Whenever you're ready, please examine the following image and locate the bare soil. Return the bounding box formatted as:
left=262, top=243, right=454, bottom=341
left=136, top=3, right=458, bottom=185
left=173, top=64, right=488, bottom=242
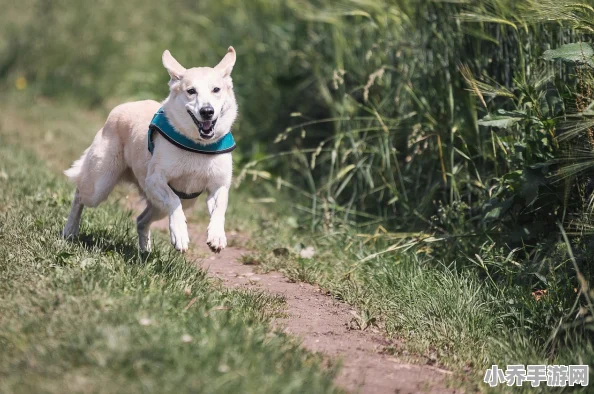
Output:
left=129, top=196, right=461, bottom=394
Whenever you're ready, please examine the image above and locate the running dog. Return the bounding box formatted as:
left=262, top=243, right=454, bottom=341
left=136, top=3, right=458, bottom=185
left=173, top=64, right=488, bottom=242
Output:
left=63, top=47, right=238, bottom=253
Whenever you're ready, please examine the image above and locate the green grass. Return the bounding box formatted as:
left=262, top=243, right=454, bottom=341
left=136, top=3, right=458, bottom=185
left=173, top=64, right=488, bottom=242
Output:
left=2, top=91, right=591, bottom=392
left=0, top=108, right=340, bottom=393
left=3, top=0, right=594, bottom=392
left=231, top=209, right=594, bottom=392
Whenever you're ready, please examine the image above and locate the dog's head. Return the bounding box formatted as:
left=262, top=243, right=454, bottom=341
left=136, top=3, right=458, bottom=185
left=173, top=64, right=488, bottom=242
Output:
left=161, top=47, right=238, bottom=143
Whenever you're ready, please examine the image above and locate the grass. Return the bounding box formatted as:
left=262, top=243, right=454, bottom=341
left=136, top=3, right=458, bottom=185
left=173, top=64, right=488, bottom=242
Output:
left=0, top=96, right=340, bottom=393
left=231, top=207, right=594, bottom=392
left=3, top=90, right=591, bottom=391
left=3, top=0, right=594, bottom=387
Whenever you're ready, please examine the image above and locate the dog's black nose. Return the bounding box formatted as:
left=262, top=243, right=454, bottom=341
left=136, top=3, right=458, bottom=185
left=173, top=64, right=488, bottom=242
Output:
left=199, top=105, right=215, bottom=119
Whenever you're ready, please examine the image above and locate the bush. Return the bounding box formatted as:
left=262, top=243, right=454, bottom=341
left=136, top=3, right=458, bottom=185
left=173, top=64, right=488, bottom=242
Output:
left=2, top=0, right=594, bottom=369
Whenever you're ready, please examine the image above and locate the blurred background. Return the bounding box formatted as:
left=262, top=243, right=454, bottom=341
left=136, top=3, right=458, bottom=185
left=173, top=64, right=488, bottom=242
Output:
left=0, top=0, right=585, bottom=232
left=2, top=0, right=594, bottom=376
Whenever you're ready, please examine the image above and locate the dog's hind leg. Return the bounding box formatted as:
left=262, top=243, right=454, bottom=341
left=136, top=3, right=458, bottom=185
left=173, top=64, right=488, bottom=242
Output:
left=63, top=188, right=84, bottom=239
left=64, top=123, right=127, bottom=241
left=68, top=122, right=128, bottom=209
left=136, top=201, right=166, bottom=252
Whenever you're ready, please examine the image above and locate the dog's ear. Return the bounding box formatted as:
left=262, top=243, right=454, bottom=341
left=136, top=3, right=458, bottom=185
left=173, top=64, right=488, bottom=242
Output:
left=162, top=50, right=186, bottom=87
left=214, top=47, right=236, bottom=78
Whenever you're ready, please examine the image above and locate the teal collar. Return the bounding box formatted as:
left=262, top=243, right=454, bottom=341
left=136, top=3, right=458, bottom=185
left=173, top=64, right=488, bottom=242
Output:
left=147, top=108, right=236, bottom=200
left=148, top=108, right=236, bottom=155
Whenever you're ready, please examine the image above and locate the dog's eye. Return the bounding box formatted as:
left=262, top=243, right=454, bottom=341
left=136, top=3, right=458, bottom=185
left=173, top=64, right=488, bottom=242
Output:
left=213, top=87, right=220, bottom=93
left=186, top=88, right=196, bottom=95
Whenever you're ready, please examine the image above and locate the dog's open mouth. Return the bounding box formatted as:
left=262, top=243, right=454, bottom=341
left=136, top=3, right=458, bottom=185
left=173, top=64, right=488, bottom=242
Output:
left=187, top=110, right=217, bottom=139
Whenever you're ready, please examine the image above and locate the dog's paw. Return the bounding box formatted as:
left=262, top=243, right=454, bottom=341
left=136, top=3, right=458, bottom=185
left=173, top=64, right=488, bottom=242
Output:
left=169, top=213, right=190, bottom=253
left=62, top=226, right=79, bottom=240
left=170, top=223, right=190, bottom=253
left=206, top=229, right=227, bottom=253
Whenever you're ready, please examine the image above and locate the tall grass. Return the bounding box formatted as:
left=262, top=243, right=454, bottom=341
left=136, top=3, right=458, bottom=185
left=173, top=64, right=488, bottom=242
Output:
left=2, top=0, right=594, bottom=379
left=239, top=0, right=594, bottom=367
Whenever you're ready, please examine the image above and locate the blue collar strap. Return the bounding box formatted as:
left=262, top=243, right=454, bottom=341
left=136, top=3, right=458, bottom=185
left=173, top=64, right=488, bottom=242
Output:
left=147, top=108, right=236, bottom=199
left=148, top=108, right=236, bottom=155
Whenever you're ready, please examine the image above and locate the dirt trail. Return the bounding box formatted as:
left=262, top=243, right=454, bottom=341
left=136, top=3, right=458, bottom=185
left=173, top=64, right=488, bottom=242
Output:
left=130, top=197, right=459, bottom=394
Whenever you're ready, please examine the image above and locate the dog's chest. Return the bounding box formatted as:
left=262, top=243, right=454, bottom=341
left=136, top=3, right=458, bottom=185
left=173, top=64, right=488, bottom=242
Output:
left=164, top=151, right=232, bottom=196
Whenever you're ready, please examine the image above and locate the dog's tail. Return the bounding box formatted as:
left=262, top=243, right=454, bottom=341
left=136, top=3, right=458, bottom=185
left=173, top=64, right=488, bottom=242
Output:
left=64, top=147, right=90, bottom=183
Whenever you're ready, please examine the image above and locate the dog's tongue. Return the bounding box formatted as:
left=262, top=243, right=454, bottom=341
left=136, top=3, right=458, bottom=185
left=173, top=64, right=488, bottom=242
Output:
left=201, top=120, right=212, bottom=130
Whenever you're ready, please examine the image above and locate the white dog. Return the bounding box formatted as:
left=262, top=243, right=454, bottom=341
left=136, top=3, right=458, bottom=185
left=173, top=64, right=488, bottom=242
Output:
left=63, top=47, right=238, bottom=253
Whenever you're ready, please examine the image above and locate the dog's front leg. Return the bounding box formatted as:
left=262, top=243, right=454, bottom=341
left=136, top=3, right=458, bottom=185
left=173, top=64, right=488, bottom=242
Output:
left=145, top=171, right=189, bottom=253
left=206, top=186, right=229, bottom=253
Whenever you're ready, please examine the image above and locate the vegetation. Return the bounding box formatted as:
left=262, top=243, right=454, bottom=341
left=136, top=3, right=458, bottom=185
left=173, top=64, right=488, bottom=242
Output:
left=2, top=0, right=594, bottom=391
left=0, top=102, right=340, bottom=393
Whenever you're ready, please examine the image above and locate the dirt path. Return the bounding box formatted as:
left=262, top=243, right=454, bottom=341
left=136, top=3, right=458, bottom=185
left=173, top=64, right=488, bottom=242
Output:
left=129, top=197, right=460, bottom=394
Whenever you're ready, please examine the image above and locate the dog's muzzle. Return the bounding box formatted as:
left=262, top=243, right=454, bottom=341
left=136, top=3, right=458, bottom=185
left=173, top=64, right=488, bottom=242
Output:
left=187, top=110, right=217, bottom=139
